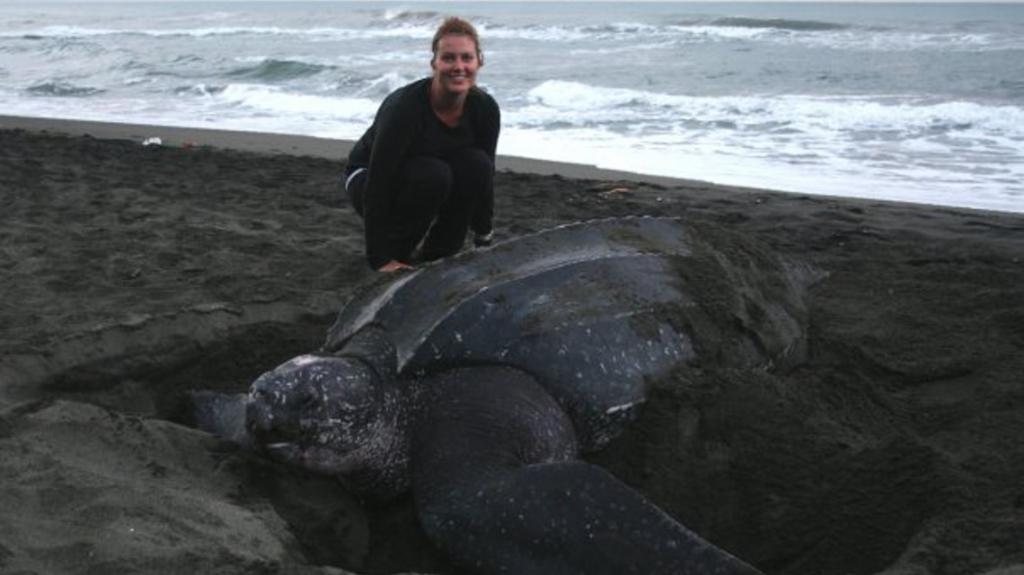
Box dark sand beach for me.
[1,116,1022,575]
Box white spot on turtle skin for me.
[605,401,638,415]
[288,354,322,368]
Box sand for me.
[1,116,1022,575]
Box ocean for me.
[2,1,1023,213]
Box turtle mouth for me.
[261,440,307,466]
[248,409,319,462]
[264,440,298,452]
[249,421,308,454]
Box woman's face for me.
[431,34,481,97]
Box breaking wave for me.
[709,17,848,32]
[26,81,104,97]
[379,9,442,23]
[226,59,332,82]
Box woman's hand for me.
[377,260,414,273]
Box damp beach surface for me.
[1,118,1023,575]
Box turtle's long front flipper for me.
[412,366,762,575]
[427,461,763,575]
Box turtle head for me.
[245,351,409,494]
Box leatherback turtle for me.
[195,216,809,575]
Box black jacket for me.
[347,77,501,268]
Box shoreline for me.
[3,113,1016,218]
[0,113,705,187]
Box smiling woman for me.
[342,16,501,273]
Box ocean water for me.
[2,1,1023,213]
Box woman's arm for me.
[471,93,501,238]
[363,94,420,269]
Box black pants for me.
[346,147,493,263]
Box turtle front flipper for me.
[425,461,763,575]
[410,366,762,575]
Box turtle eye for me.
[299,391,321,413]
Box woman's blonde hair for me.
[431,17,482,62]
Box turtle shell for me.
[325,217,808,451]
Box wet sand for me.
[1,117,1022,575]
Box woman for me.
[344,17,500,272]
